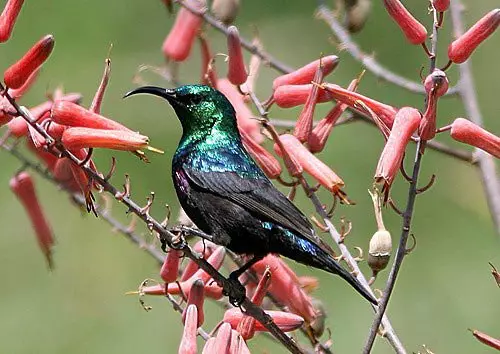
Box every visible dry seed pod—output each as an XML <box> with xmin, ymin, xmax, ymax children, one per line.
<box><xmin>344</xmin><ymin>0</ymin><xmax>372</xmax><ymax>33</ymax></box>
<box><xmin>367</xmin><ymin>190</ymin><xmax>392</xmax><ymax>275</ymax></box>
<box><xmin>211</xmin><ymin>0</ymin><xmax>240</xmax><ymax>25</ymax></box>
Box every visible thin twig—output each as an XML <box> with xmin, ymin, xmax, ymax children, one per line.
<box><xmin>449</xmin><ymin>0</ymin><xmax>500</xmax><ymax>234</ymax></box>
<box><xmin>362</xmin><ymin>7</ymin><xmax>443</xmax><ymax>352</ymax></box>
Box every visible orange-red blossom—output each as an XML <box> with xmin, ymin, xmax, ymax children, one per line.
<box><xmin>374</xmin><ymin>107</ymin><xmax>421</xmax><ymax>193</ymax></box>
<box><xmin>450</xmin><ymin>118</ymin><xmax>500</xmax><ymax>158</ymax></box>
<box><xmin>10</xmin><ymin>171</ymin><xmax>55</xmax><ymax>268</ymax></box>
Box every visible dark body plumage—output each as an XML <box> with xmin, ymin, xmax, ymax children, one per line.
<box><xmin>125</xmin><ymin>84</ymin><xmax>376</xmax><ymax>305</ymax></box>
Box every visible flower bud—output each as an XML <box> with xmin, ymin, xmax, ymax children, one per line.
<box><xmin>272</xmin><ymin>55</ymin><xmax>339</xmax><ymax>90</ymax></box>
<box><xmin>308</xmin><ymin>77</ymin><xmax>360</xmax><ymax>153</ymax></box>
<box><xmin>471</xmin><ymin>329</ymin><xmax>500</xmax><ymax>350</ymax></box>
<box><xmin>10</xmin><ymin>171</ymin><xmax>55</xmax><ymax>268</ymax></box>
<box><xmin>275</xmin><ymin>134</ymin><xmax>346</xmax><ymax>197</ymax></box>
<box><xmin>4</xmin><ymin>35</ymin><xmax>55</xmax><ymax>89</ymax></box>
<box><xmin>182</xmin><ymin>279</ymin><xmax>205</xmax><ymax>327</ymax></box>
<box><xmin>229</xmin><ymin>330</ymin><xmax>250</xmax><ymax>354</ymax></box>
<box><xmin>294</xmin><ymin>62</ymin><xmax>325</xmax><ymax>143</ymax></box>
<box><xmin>160</xmin><ymin>249</ymin><xmax>183</xmax><ymax>283</ymax></box>
<box><xmin>51</xmin><ymin>101</ymin><xmax>130</xmax><ymax>131</ymax></box>
<box><xmin>180</xmin><ymin>240</ymin><xmax>217</xmax><ymax>281</ymax></box>
<box><xmin>320</xmin><ymin>83</ymin><xmax>397</xmax><ymax>129</ymax></box>
<box><xmin>432</xmin><ymin>0</ymin><xmax>449</xmax><ymax>12</ymax></box>
<box><xmin>450</xmin><ymin>118</ymin><xmax>500</xmax><ymax>158</ymax></box>
<box><xmin>274</xmin><ymin>84</ymin><xmax>334</xmax><ymax>108</ymax></box>
<box><xmin>241</xmin><ymin>129</ymin><xmax>281</xmax><ymax>179</ymax></box>
<box><xmin>61</xmin><ymin>127</ymin><xmax>149</xmax><ymax>151</ymax></box>
<box><xmin>217</xmin><ymin>78</ymin><xmax>263</xmax><ymax>143</ymax></box>
<box><xmin>0</xmin><ymin>0</ymin><xmax>24</xmax><ymax>43</ymax></box>
<box><xmin>162</xmin><ymin>0</ymin><xmax>206</xmax><ymax>61</ymax></box>
<box><xmin>419</xmin><ymin>69</ymin><xmax>449</xmax><ymax>141</ymax></box>
<box><xmin>374</xmin><ymin>107</ymin><xmax>421</xmax><ymax>193</ymax></box>
<box><xmin>214</xmin><ymin>322</ymin><xmax>232</xmax><ymax>354</ymax></box>
<box><xmin>224</xmin><ymin>308</ymin><xmax>304</xmax><ymax>332</ymax></box>
<box><xmin>211</xmin><ymin>0</ymin><xmax>239</xmax><ymax>24</ymax></box>
<box><xmin>179</xmin><ymin>305</ymin><xmax>198</xmax><ymax>354</ymax></box>
<box><xmin>252</xmin><ymin>255</ymin><xmax>316</xmax><ymax>323</ymax></box>
<box><xmin>8</xmin><ymin>68</ymin><xmax>38</xmax><ymax>98</ymax></box>
<box><xmin>448</xmin><ymin>9</ymin><xmax>500</xmax><ymax>64</ymax></box>
<box><xmin>227</xmin><ymin>26</ymin><xmax>248</xmax><ymax>86</ymax></box>
<box><xmin>383</xmin><ymin>0</ymin><xmax>427</xmax><ymax>45</ymax></box>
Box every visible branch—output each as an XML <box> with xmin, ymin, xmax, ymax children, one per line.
<box><xmin>449</xmin><ymin>0</ymin><xmax>500</xmax><ymax>234</ymax></box>
<box><xmin>315</xmin><ymin>3</ymin><xmax>458</xmax><ymax>96</ymax></box>
<box><xmin>0</xmin><ymin>82</ymin><xmax>305</xmax><ymax>354</ymax></box>
<box><xmin>362</xmin><ymin>7</ymin><xmax>443</xmax><ymax>352</ymax></box>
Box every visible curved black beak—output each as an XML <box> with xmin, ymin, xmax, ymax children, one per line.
<box><xmin>123</xmin><ymin>86</ymin><xmax>177</xmax><ymax>102</ymax></box>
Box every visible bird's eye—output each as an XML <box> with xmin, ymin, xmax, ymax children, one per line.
<box><xmin>189</xmin><ymin>95</ymin><xmax>203</xmax><ymax>105</ymax></box>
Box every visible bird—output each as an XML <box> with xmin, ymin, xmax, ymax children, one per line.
<box><xmin>124</xmin><ymin>84</ymin><xmax>377</xmax><ymax>305</ymax></box>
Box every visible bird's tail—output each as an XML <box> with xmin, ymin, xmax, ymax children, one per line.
<box><xmin>319</xmin><ymin>251</ymin><xmax>378</xmax><ymax>305</ymax></box>
<box><xmin>276</xmin><ymin>233</ymin><xmax>378</xmax><ymax>305</ymax></box>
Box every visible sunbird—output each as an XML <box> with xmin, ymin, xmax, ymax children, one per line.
<box><xmin>125</xmin><ymin>84</ymin><xmax>377</xmax><ymax>305</ymax></box>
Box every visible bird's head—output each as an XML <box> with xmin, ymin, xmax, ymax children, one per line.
<box><xmin>124</xmin><ymin>84</ymin><xmax>238</xmax><ymax>136</ymax></box>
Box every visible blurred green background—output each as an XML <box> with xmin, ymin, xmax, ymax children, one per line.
<box><xmin>1</xmin><ymin>0</ymin><xmax>499</xmax><ymax>353</ymax></box>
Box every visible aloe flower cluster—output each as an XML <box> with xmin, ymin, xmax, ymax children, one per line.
<box><xmin>1</xmin><ymin>0</ymin><xmax>160</xmax><ymax>266</ymax></box>
<box><xmin>2</xmin><ymin>0</ymin><xmax>500</xmax><ymax>353</ymax></box>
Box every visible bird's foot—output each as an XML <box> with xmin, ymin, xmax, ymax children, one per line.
<box><xmin>222</xmin><ymin>273</ymin><xmax>247</xmax><ymax>307</ymax></box>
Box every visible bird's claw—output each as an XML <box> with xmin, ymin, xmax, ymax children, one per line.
<box><xmin>223</xmin><ymin>276</ymin><xmax>247</xmax><ymax>307</ymax></box>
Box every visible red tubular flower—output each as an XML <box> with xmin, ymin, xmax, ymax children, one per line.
<box><xmin>274</xmin><ymin>84</ymin><xmax>334</xmax><ymax>108</ymax></box>
<box><xmin>252</xmin><ymin>255</ymin><xmax>317</xmax><ymax>323</ymax></box>
<box><xmin>61</xmin><ymin>127</ymin><xmax>149</xmax><ymax>151</ymax></box>
<box><xmin>26</xmin><ymin>140</ymin><xmax>58</xmax><ymax>173</ymax></box>
<box><xmin>229</xmin><ymin>330</ymin><xmax>251</xmax><ymax>354</ymax></box>
<box><xmin>224</xmin><ymin>309</ymin><xmax>304</xmax><ymax>332</ymax></box>
<box><xmin>51</xmin><ymin>101</ymin><xmax>130</xmax><ymax>131</ymax></box>
<box><xmin>294</xmin><ymin>63</ymin><xmax>325</xmax><ymax>143</ymax></box>
<box><xmin>272</xmin><ymin>55</ymin><xmax>339</xmax><ymax>90</ymax></box>
<box><xmin>4</xmin><ymin>35</ymin><xmax>55</xmax><ymax>89</ymax></box>
<box><xmin>178</xmin><ymin>304</ymin><xmax>198</xmax><ymax>354</ymax></box>
<box><xmin>419</xmin><ymin>69</ymin><xmax>449</xmax><ymax>141</ymax></box>
<box><xmin>471</xmin><ymin>329</ymin><xmax>500</xmax><ymax>350</ymax></box>
<box><xmin>450</xmin><ymin>118</ymin><xmax>500</xmax><ymax>158</ymax></box>
<box><xmin>236</xmin><ymin>268</ymin><xmax>271</xmax><ymax>340</ymax></box>
<box><xmin>275</xmin><ymin>134</ymin><xmax>346</xmax><ymax>198</ymax></box>
<box><xmin>160</xmin><ymin>249</ymin><xmax>183</xmax><ymax>283</ymax></box>
<box><xmin>374</xmin><ymin>107</ymin><xmax>421</xmax><ymax>193</ymax></box>
<box><xmin>10</xmin><ymin>171</ymin><xmax>55</xmax><ymax>268</ymax></box>
<box><xmin>308</xmin><ymin>78</ymin><xmax>360</xmax><ymax>153</ymax></box>
<box><xmin>432</xmin><ymin>0</ymin><xmax>449</xmax><ymax>12</ymax></box>
<box><xmin>53</xmin><ymin>158</ymin><xmax>82</xmax><ymax>193</ymax></box>
<box><xmin>383</xmin><ymin>0</ymin><xmax>427</xmax><ymax>45</ymax></box>
<box><xmin>240</xmin><ymin>129</ymin><xmax>281</xmax><ymax>179</ymax></box>
<box><xmin>217</xmin><ymin>78</ymin><xmax>263</xmax><ymax>143</ymax></box>
<box><xmin>199</xmin><ymin>34</ymin><xmax>218</xmax><ymax>87</ymax></box>
<box><xmin>448</xmin><ymin>9</ymin><xmax>500</xmax><ymax>64</ymax></box>
<box><xmin>140</xmin><ymin>246</ymin><xmax>225</xmax><ymax>299</ymax></box>
<box><xmin>162</xmin><ymin>0</ymin><xmax>206</xmax><ymax>62</ymax></box>
<box><xmin>180</xmin><ymin>240</ymin><xmax>217</xmax><ymax>281</ymax></box>
<box><xmin>8</xmin><ymin>68</ymin><xmax>38</xmax><ymax>99</ymax></box>
<box><xmin>0</xmin><ymin>0</ymin><xmax>24</xmax><ymax>43</ymax></box>
<box><xmin>214</xmin><ymin>322</ymin><xmax>232</xmax><ymax>354</ymax></box>
<box><xmin>227</xmin><ymin>26</ymin><xmax>248</xmax><ymax>86</ymax></box>
<box><xmin>182</xmin><ymin>279</ymin><xmax>205</xmax><ymax>327</ymax></box>
<box><xmin>320</xmin><ymin>83</ymin><xmax>397</xmax><ymax>129</ymax></box>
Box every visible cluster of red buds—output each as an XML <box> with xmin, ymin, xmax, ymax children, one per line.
<box><xmin>1</xmin><ymin>0</ymin><xmax>162</xmax><ymax>266</ymax></box>
<box><xmin>133</xmin><ymin>240</ymin><xmax>324</xmax><ymax>353</ymax></box>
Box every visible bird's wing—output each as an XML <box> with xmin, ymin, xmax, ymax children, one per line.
<box><xmin>183</xmin><ymin>167</ymin><xmax>316</xmax><ymax>240</ymax></box>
